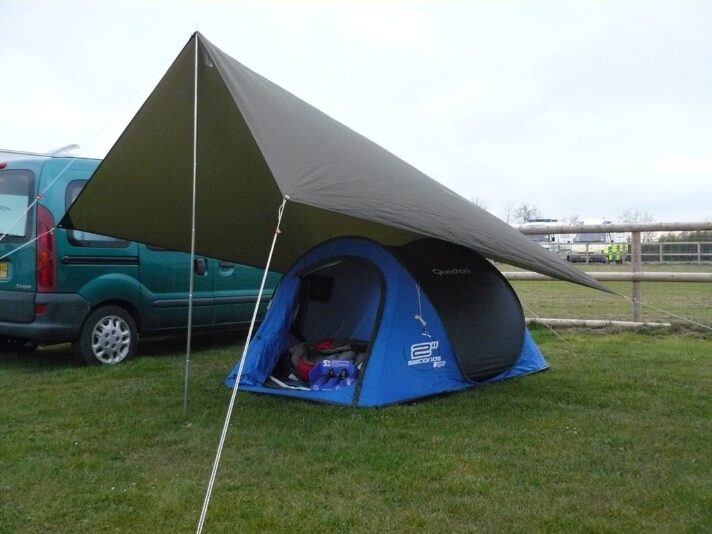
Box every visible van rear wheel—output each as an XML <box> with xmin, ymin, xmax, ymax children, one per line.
<box><xmin>73</xmin><ymin>305</ymin><xmax>137</xmax><ymax>365</ymax></box>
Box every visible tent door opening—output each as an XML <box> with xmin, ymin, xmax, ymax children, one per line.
<box><xmin>267</xmin><ymin>258</ymin><xmax>384</xmax><ymax>392</ymax></box>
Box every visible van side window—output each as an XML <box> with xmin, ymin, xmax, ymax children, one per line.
<box><xmin>65</xmin><ymin>181</ymin><xmax>130</xmax><ymax>248</ymax></box>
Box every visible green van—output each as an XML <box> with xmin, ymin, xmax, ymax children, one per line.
<box><xmin>0</xmin><ymin>155</ymin><xmax>280</xmax><ymax>364</ymax></box>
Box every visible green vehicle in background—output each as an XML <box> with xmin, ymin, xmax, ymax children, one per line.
<box><xmin>0</xmin><ymin>155</ymin><xmax>280</xmax><ymax>364</ymax></box>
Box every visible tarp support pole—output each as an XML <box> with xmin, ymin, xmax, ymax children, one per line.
<box><xmin>183</xmin><ymin>35</ymin><xmax>200</xmax><ymax>416</ymax></box>
<box><xmin>196</xmin><ymin>197</ymin><xmax>288</xmax><ymax>534</ymax></box>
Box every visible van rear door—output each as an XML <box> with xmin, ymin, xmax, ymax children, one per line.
<box><xmin>0</xmin><ymin>168</ymin><xmax>36</xmax><ymax>323</ymax></box>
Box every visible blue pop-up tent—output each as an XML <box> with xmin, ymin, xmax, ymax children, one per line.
<box><xmin>227</xmin><ymin>237</ymin><xmax>547</xmax><ymax>406</ymax></box>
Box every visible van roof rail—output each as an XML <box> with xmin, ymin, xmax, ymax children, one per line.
<box><xmin>48</xmin><ymin>144</ymin><xmax>81</xmax><ymax>156</ymax></box>
<box><xmin>0</xmin><ymin>146</ymin><xmax>81</xmax><ymax>159</ymax></box>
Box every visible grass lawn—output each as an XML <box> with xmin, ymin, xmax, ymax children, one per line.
<box><xmin>1</xmin><ymin>330</ymin><xmax>710</xmax><ymax>532</ymax></box>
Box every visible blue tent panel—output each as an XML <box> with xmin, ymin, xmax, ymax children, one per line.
<box><xmin>229</xmin><ymin>326</ymin><xmax>547</xmax><ymax>406</ymax></box>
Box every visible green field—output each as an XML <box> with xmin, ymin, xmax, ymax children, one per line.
<box><xmin>1</xmin><ymin>330</ymin><xmax>710</xmax><ymax>532</ymax></box>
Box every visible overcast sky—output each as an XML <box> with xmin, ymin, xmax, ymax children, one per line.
<box><xmin>1</xmin><ymin>0</ymin><xmax>710</xmax><ymax>222</ymax></box>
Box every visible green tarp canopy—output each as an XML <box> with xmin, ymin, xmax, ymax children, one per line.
<box><xmin>60</xmin><ymin>32</ymin><xmax>605</xmax><ymax>292</ymax></box>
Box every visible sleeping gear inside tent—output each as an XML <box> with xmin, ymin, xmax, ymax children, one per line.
<box><xmin>227</xmin><ymin>237</ymin><xmax>548</xmax><ymax>407</ymax></box>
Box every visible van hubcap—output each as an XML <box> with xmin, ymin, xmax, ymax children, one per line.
<box><xmin>91</xmin><ymin>315</ymin><xmax>131</xmax><ymax>364</ymax></box>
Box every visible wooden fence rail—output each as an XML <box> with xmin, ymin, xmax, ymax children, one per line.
<box><xmin>515</xmin><ymin>221</ymin><xmax>712</xmax><ymax>323</ymax></box>
<box><xmin>503</xmin><ymin>271</ymin><xmax>712</xmax><ymax>282</ymax></box>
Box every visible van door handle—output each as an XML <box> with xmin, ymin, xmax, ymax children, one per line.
<box><xmin>218</xmin><ymin>260</ymin><xmax>235</xmax><ymax>276</ymax></box>
<box><xmin>193</xmin><ymin>257</ymin><xmax>208</xmax><ymax>276</ymax></box>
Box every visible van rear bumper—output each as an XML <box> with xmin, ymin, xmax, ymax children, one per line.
<box><xmin>0</xmin><ymin>291</ymin><xmax>90</xmax><ymax>342</ymax></box>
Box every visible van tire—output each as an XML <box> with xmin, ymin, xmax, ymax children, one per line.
<box><xmin>73</xmin><ymin>305</ymin><xmax>137</xmax><ymax>365</ymax></box>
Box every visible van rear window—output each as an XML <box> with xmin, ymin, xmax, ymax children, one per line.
<box><xmin>0</xmin><ymin>170</ymin><xmax>33</xmax><ymax>240</ymax></box>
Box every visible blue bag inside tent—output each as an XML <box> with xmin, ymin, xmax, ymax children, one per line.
<box><xmin>227</xmin><ymin>237</ymin><xmax>548</xmax><ymax>406</ymax></box>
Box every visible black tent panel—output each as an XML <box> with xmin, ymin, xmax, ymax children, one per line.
<box><xmin>391</xmin><ymin>239</ymin><xmax>525</xmax><ymax>380</ymax></box>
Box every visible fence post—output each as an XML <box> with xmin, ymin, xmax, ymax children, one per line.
<box><xmin>631</xmin><ymin>231</ymin><xmax>642</xmax><ymax>321</ymax></box>
<box><xmin>659</xmin><ymin>242</ymin><xmax>663</xmax><ymax>263</ymax></box>
<box><xmin>698</xmin><ymin>242</ymin><xmax>702</xmax><ymax>264</ymax></box>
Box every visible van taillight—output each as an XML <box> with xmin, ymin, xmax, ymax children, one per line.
<box><xmin>36</xmin><ymin>204</ymin><xmax>56</xmax><ymax>292</ymax></box>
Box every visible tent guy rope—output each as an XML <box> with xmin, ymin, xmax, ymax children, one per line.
<box><xmin>521</xmin><ymin>301</ymin><xmax>573</xmax><ymax>347</ymax></box>
<box><xmin>0</xmin><ymin>159</ymin><xmax>75</xmax><ymax>244</ymax></box>
<box><xmin>611</xmin><ymin>291</ymin><xmax>712</xmax><ymax>332</ymax></box>
<box><xmin>0</xmin><ymin>228</ymin><xmax>55</xmax><ymax>262</ymax></box>
<box><xmin>196</xmin><ymin>197</ymin><xmax>288</xmax><ymax>534</ymax></box>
